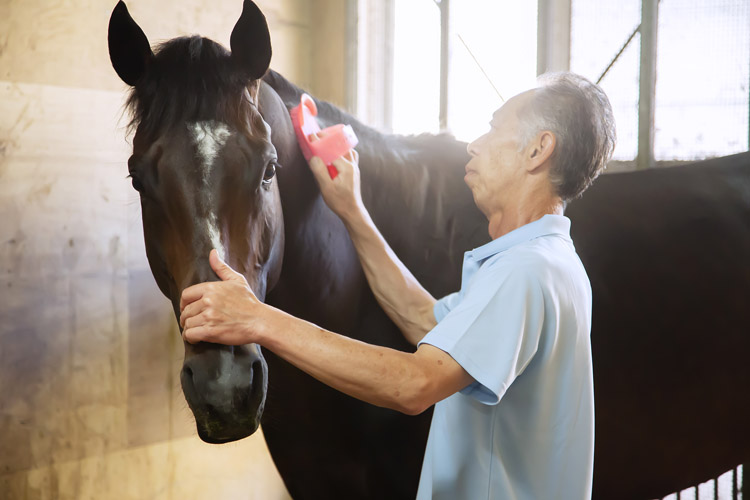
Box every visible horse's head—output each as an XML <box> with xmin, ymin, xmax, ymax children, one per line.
<box><xmin>108</xmin><ymin>0</ymin><xmax>283</xmax><ymax>443</ymax></box>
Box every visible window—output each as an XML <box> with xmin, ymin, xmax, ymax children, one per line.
<box><xmin>446</xmin><ymin>1</ymin><xmax>537</xmax><ymax>142</ymax></box>
<box><xmin>390</xmin><ymin>1</ymin><xmax>538</xmax><ymax>142</ymax></box>
<box><xmin>391</xmin><ymin>1</ymin><xmax>441</xmax><ymax>135</ymax></box>
<box><xmin>571</xmin><ymin>0</ymin><xmax>641</xmax><ymax>161</ymax></box>
<box><xmin>361</xmin><ymin>0</ymin><xmax>749</xmax><ymax>163</ymax></box>
<box><xmin>571</xmin><ymin>0</ymin><xmax>750</xmax><ymax>163</ymax></box>
<box><xmin>654</xmin><ymin>0</ymin><xmax>750</xmax><ymax>160</ymax></box>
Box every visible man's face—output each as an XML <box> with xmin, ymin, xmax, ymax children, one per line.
<box><xmin>465</xmin><ymin>90</ymin><xmax>534</xmax><ymax>217</ymax></box>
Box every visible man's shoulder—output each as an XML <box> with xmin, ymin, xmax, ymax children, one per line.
<box><xmin>481</xmin><ymin>237</ymin><xmax>586</xmax><ymax>289</ymax></box>
<box><xmin>472</xmin><ymin>251</ymin><xmax>546</xmax><ymax>298</ymax></box>
<box><xmin>483</xmin><ymin>238</ymin><xmax>558</xmax><ymax>274</ymax></box>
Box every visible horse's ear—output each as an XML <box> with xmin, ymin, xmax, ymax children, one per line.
<box><xmin>230</xmin><ymin>0</ymin><xmax>272</xmax><ymax>81</ymax></box>
<box><xmin>108</xmin><ymin>1</ymin><xmax>154</xmax><ymax>86</ymax></box>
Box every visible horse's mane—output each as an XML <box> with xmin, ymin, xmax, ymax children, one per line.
<box><xmin>262</xmin><ymin>69</ymin><xmax>468</xmax><ymax>172</ymax></box>
<box><xmin>262</xmin><ymin>69</ymin><xmax>489</xmax><ymax>279</ymax></box>
<box><xmin>262</xmin><ymin>70</ymin><xmax>359</xmax><ymax>129</ymax></box>
<box><xmin>126</xmin><ymin>36</ymin><xmax>264</xmax><ymax>140</ymax></box>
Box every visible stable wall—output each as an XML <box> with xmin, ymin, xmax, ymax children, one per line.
<box><xmin>0</xmin><ymin>1</ymin><xmax>350</xmax><ymax>498</ymax></box>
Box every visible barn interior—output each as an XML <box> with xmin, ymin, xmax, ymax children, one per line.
<box><xmin>0</xmin><ymin>0</ymin><xmax>748</xmax><ymax>499</ymax></box>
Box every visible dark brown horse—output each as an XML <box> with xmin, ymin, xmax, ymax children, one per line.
<box><xmin>108</xmin><ymin>1</ymin><xmax>750</xmax><ymax>498</ymax></box>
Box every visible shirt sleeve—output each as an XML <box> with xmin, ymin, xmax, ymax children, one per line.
<box><xmin>419</xmin><ymin>267</ymin><xmax>545</xmax><ymax>405</ymax></box>
<box><xmin>433</xmin><ymin>291</ymin><xmax>462</xmax><ymax>323</ymax></box>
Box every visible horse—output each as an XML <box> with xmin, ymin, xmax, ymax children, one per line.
<box><xmin>108</xmin><ymin>1</ymin><xmax>750</xmax><ymax>498</ymax></box>
<box><xmin>566</xmin><ymin>154</ymin><xmax>750</xmax><ymax>498</ymax></box>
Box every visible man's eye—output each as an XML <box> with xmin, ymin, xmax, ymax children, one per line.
<box><xmin>262</xmin><ymin>162</ymin><xmax>278</xmax><ymax>185</ymax></box>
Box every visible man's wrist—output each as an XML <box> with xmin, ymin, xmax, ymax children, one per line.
<box><xmin>251</xmin><ymin>304</ymin><xmax>288</xmax><ymax>349</ymax></box>
<box><xmin>340</xmin><ymin>201</ymin><xmax>369</xmax><ymax>233</ymax></box>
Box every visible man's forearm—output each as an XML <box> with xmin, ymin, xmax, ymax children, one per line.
<box><xmin>178</xmin><ymin>250</ymin><xmax>475</xmax><ymax>413</ymax></box>
<box><xmin>342</xmin><ymin>207</ymin><xmax>437</xmax><ymax>345</ymax></box>
<box><xmin>259</xmin><ymin>307</ymin><xmax>431</xmax><ymax>414</ymax></box>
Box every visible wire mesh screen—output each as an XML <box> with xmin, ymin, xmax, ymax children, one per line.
<box><xmin>654</xmin><ymin>0</ymin><xmax>750</xmax><ymax>160</ymax></box>
<box><xmin>572</xmin><ymin>0</ymin><xmax>750</xmax><ymax>163</ymax></box>
<box><xmin>570</xmin><ymin>0</ymin><xmax>641</xmax><ymax>161</ymax></box>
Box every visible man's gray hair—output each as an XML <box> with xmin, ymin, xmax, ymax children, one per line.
<box><xmin>518</xmin><ymin>72</ymin><xmax>617</xmax><ymax>201</ymax></box>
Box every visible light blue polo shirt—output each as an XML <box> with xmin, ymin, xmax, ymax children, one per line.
<box><xmin>416</xmin><ymin>214</ymin><xmax>594</xmax><ymax>500</ymax></box>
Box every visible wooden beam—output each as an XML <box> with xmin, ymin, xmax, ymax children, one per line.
<box><xmin>352</xmin><ymin>0</ymin><xmax>394</xmax><ymax>131</ymax></box>
<box><xmin>637</xmin><ymin>0</ymin><xmax>658</xmax><ymax>170</ymax></box>
<box><xmin>537</xmin><ymin>0</ymin><xmax>571</xmax><ymax>75</ymax></box>
<box><xmin>345</xmin><ymin>0</ymin><xmax>359</xmax><ymax>114</ymax></box>
<box><xmin>439</xmin><ymin>0</ymin><xmax>451</xmax><ymax>132</ymax></box>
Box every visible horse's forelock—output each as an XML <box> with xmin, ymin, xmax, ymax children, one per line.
<box><xmin>125</xmin><ymin>35</ymin><xmax>265</xmax><ymax>142</ymax></box>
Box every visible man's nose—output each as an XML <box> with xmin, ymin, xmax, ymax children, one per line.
<box><xmin>467</xmin><ymin>136</ymin><xmax>481</xmax><ymax>157</ymax></box>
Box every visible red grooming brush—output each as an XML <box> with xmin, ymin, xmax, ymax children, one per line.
<box><xmin>290</xmin><ymin>93</ymin><xmax>358</xmax><ymax>179</ymax></box>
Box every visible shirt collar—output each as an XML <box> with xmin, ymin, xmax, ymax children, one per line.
<box><xmin>468</xmin><ymin>214</ymin><xmax>572</xmax><ymax>263</ymax></box>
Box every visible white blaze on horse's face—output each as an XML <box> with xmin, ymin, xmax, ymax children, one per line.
<box><xmin>188</xmin><ymin>121</ymin><xmax>232</xmax><ymax>261</ymax></box>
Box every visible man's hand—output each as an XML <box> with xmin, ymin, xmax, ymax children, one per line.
<box><xmin>308</xmin><ymin>139</ymin><xmax>436</xmax><ymax>345</ymax></box>
<box><xmin>179</xmin><ymin>249</ymin><xmax>276</xmax><ymax>345</ymax></box>
<box><xmin>308</xmin><ymin>145</ymin><xmax>363</xmax><ymax>223</ymax></box>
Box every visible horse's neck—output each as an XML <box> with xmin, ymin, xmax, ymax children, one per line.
<box><xmin>262</xmin><ymin>71</ymin><xmax>488</xmax><ymax>295</ymax></box>
<box><xmin>355</xmin><ymin>134</ymin><xmax>488</xmax><ymax>294</ymax></box>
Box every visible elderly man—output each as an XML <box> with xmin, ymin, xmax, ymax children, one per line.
<box><xmin>180</xmin><ymin>72</ymin><xmax>616</xmax><ymax>499</ymax></box>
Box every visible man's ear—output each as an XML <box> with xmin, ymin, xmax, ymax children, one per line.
<box><xmin>527</xmin><ymin>131</ymin><xmax>556</xmax><ymax>173</ymax></box>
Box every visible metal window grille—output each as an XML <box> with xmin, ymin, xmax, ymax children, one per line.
<box><xmin>571</xmin><ymin>0</ymin><xmax>750</xmax><ymax>165</ymax></box>
<box><xmin>654</xmin><ymin>0</ymin><xmax>750</xmax><ymax>160</ymax></box>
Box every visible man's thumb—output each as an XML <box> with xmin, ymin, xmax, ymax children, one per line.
<box><xmin>309</xmin><ymin>156</ymin><xmax>330</xmax><ymax>185</ymax></box>
<box><xmin>209</xmin><ymin>249</ymin><xmax>244</xmax><ymax>282</ymax></box>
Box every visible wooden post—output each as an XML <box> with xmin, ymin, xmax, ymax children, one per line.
<box><xmin>438</xmin><ymin>0</ymin><xmax>450</xmax><ymax>132</ymax></box>
<box><xmin>350</xmin><ymin>0</ymin><xmax>395</xmax><ymax>131</ymax></box>
<box><xmin>536</xmin><ymin>0</ymin><xmax>572</xmax><ymax>75</ymax></box>
<box><xmin>637</xmin><ymin>0</ymin><xmax>658</xmax><ymax>170</ymax></box>
<box><xmin>345</xmin><ymin>0</ymin><xmax>359</xmax><ymax>115</ymax></box>
<box><xmin>383</xmin><ymin>0</ymin><xmax>395</xmax><ymax>131</ymax></box>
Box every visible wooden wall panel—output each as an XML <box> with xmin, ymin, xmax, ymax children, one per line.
<box><xmin>0</xmin><ymin>433</ymin><xmax>289</xmax><ymax>500</ymax></box>
<box><xmin>0</xmin><ymin>0</ymin><xmax>312</xmax><ymax>92</ymax></box>
<box><xmin>0</xmin><ymin>0</ymin><xmax>350</xmax><ymax>497</ymax></box>
<box><xmin>309</xmin><ymin>0</ymin><xmax>349</xmax><ymax>109</ymax></box>
<box><xmin>0</xmin><ymin>82</ymin><xmax>131</xmax><ymax>475</ymax></box>
<box><xmin>0</xmin><ymin>80</ymin><xmax>289</xmax><ymax>498</ymax></box>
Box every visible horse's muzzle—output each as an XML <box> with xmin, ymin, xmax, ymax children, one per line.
<box><xmin>180</xmin><ymin>341</ymin><xmax>268</xmax><ymax>443</ymax></box>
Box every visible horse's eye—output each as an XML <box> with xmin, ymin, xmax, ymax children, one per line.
<box><xmin>262</xmin><ymin>162</ymin><xmax>277</xmax><ymax>185</ymax></box>
<box><xmin>129</xmin><ymin>173</ymin><xmax>145</xmax><ymax>193</ymax></box>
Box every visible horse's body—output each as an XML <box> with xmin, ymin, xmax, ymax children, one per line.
<box><xmin>258</xmin><ymin>71</ymin><xmax>487</xmax><ymax>499</ymax></box>
<box><xmin>262</xmin><ymin>71</ymin><xmax>750</xmax><ymax>499</ymax></box>
<box><xmin>108</xmin><ymin>2</ymin><xmax>750</xmax><ymax>498</ymax></box>
<box><xmin>567</xmin><ymin>155</ymin><xmax>750</xmax><ymax>498</ymax></box>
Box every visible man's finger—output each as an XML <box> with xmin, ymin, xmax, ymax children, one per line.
<box><xmin>343</xmin><ymin>148</ymin><xmax>358</xmax><ymax>163</ymax></box>
<box><xmin>180</xmin><ymin>299</ymin><xmax>206</xmax><ymax>328</ymax></box>
<box><xmin>182</xmin><ymin>313</ymin><xmax>201</xmax><ymax>332</ymax></box>
<box><xmin>332</xmin><ymin>154</ymin><xmax>353</xmax><ymax>174</ymax></box>
<box><xmin>309</xmin><ymin>156</ymin><xmax>331</xmax><ymax>184</ymax></box>
<box><xmin>209</xmin><ymin>249</ymin><xmax>244</xmax><ymax>282</ymax></box>
<box><xmin>183</xmin><ymin>324</ymin><xmax>211</xmax><ymax>344</ymax></box>
<box><xmin>180</xmin><ymin>283</ymin><xmax>210</xmax><ymax>313</ymax></box>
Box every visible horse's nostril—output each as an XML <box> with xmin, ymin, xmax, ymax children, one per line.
<box><xmin>251</xmin><ymin>359</ymin><xmax>263</xmax><ymax>379</ymax></box>
<box><xmin>183</xmin><ymin>365</ymin><xmax>193</xmax><ymax>379</ymax></box>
